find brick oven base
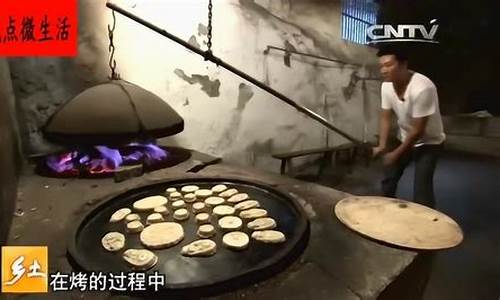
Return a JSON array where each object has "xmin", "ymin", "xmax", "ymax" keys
[{"xmin": 6, "ymin": 149, "xmax": 425, "ymax": 300}]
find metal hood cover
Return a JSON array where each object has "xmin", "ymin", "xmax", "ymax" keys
[{"xmin": 44, "ymin": 80, "xmax": 184, "ymax": 145}]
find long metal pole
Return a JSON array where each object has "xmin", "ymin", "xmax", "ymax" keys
[
  {"xmin": 105, "ymin": 1, "xmax": 363, "ymax": 145},
  {"xmin": 264, "ymin": 45, "xmax": 361, "ymax": 67}
]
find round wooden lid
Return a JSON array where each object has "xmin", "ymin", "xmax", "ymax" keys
[{"xmin": 334, "ymin": 196, "xmax": 463, "ymax": 250}]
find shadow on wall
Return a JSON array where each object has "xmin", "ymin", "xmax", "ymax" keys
[
  {"xmin": 217, "ymin": 81, "xmax": 311, "ymax": 169},
  {"xmin": 174, "ymin": 69, "xmax": 221, "ymax": 98},
  {"xmin": 245, "ymin": 130, "xmax": 306, "ymax": 168},
  {"xmin": 246, "ymin": 138, "xmax": 275, "ymax": 167},
  {"xmin": 217, "ymin": 83, "xmax": 255, "ymax": 150}
]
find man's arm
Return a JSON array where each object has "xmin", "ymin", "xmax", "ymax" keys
[
  {"xmin": 372, "ymin": 109, "xmax": 392, "ymax": 157},
  {"xmin": 390, "ymin": 116, "xmax": 428, "ymax": 159},
  {"xmin": 378, "ymin": 109, "xmax": 392, "ymax": 149},
  {"xmin": 375, "ymin": 84, "xmax": 392, "ymax": 155}
]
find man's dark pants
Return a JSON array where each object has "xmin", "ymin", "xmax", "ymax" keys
[{"xmin": 382, "ymin": 143, "xmax": 443, "ymax": 207}]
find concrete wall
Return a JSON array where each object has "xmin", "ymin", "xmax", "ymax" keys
[
  {"xmin": 442, "ymin": 116, "xmax": 500, "ymax": 158},
  {"xmin": 9, "ymin": 0, "xmax": 381, "ymax": 172},
  {"xmin": 0, "ymin": 59, "xmax": 21, "ymax": 245},
  {"xmin": 443, "ymin": 116, "xmax": 500, "ymax": 138}
]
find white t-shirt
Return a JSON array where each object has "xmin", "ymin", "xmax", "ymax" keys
[{"xmin": 381, "ymin": 72, "xmax": 446, "ymax": 146}]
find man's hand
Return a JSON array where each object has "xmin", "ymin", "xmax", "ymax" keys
[
  {"xmin": 372, "ymin": 146, "xmax": 386, "ymax": 158},
  {"xmin": 382, "ymin": 116, "xmax": 428, "ymax": 166},
  {"xmin": 383, "ymin": 151, "xmax": 399, "ymax": 166}
]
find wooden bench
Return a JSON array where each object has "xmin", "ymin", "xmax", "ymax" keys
[{"xmin": 272, "ymin": 143, "xmax": 358, "ymax": 175}]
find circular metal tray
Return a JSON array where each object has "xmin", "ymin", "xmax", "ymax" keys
[{"xmin": 67, "ymin": 177, "xmax": 310, "ymax": 295}]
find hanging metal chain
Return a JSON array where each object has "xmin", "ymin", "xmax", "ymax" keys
[
  {"xmin": 108, "ymin": 10, "xmax": 120, "ymax": 80},
  {"xmin": 206, "ymin": 0, "xmax": 213, "ymax": 54}
]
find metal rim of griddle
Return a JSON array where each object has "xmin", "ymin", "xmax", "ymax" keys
[
  {"xmin": 67, "ymin": 177, "xmax": 310, "ymax": 296},
  {"xmin": 35, "ymin": 146, "xmax": 192, "ymax": 178}
]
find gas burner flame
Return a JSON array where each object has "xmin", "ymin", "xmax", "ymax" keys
[
  {"xmin": 45, "ymin": 142, "xmax": 169, "ymax": 175},
  {"xmin": 46, "ymin": 152, "xmax": 77, "ymax": 173}
]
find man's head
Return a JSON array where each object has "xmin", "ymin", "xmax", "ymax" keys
[{"xmin": 377, "ymin": 46, "xmax": 409, "ymax": 82}]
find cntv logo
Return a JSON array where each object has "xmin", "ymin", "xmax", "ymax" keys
[{"xmin": 367, "ymin": 19, "xmax": 439, "ymax": 44}]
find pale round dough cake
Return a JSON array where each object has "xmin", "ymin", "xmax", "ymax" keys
[
  {"xmin": 123, "ymin": 249, "xmax": 158, "ymax": 270},
  {"xmin": 240, "ymin": 208, "xmax": 268, "ymax": 219},
  {"xmin": 227, "ymin": 193, "xmax": 249, "ymax": 204},
  {"xmin": 147, "ymin": 213, "xmax": 164, "ymax": 224},
  {"xmin": 140, "ymin": 222, "xmax": 184, "ymax": 249},
  {"xmin": 211, "ymin": 184, "xmax": 228, "ymax": 193},
  {"xmin": 195, "ymin": 213, "xmax": 210, "ymax": 224},
  {"xmin": 153, "ymin": 206, "xmax": 169, "ymax": 215},
  {"xmin": 213, "ymin": 205, "xmax": 236, "ymax": 217},
  {"xmin": 234, "ymin": 200, "xmax": 260, "ymax": 211},
  {"xmin": 126, "ymin": 220, "xmax": 144, "ymax": 233},
  {"xmin": 192, "ymin": 202, "xmax": 207, "ymax": 213},
  {"xmin": 174, "ymin": 208, "xmax": 189, "ymax": 221},
  {"xmin": 219, "ymin": 188, "xmax": 238, "ymax": 198},
  {"xmin": 181, "ymin": 239, "xmax": 217, "ymax": 257},
  {"xmin": 222, "ymin": 231, "xmax": 249, "ymax": 250},
  {"xmin": 197, "ymin": 224, "xmax": 216, "ymax": 238},
  {"xmin": 183, "ymin": 193, "xmax": 197, "ymax": 203},
  {"xmin": 218, "ymin": 216, "xmax": 243, "ymax": 231},
  {"xmin": 247, "ymin": 217, "xmax": 277, "ymax": 230},
  {"xmin": 195, "ymin": 189, "xmax": 213, "ymax": 199},
  {"xmin": 172, "ymin": 200, "xmax": 186, "ymax": 209},
  {"xmin": 101, "ymin": 232, "xmax": 125, "ymax": 252},
  {"xmin": 125, "ymin": 213, "xmax": 141, "ymax": 223},
  {"xmin": 251, "ymin": 230, "xmax": 286, "ymax": 243},
  {"xmin": 181, "ymin": 185, "xmax": 200, "ymax": 193},
  {"xmin": 109, "ymin": 208, "xmax": 131, "ymax": 223},
  {"xmin": 133, "ymin": 196, "xmax": 168, "ymax": 212},
  {"xmin": 165, "ymin": 187, "xmax": 177, "ymax": 194},
  {"xmin": 205, "ymin": 196, "xmax": 225, "ymax": 207},
  {"xmin": 169, "ymin": 191, "xmax": 182, "ymax": 200}
]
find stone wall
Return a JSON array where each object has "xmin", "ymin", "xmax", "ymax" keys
[{"xmin": 0, "ymin": 59, "xmax": 21, "ymax": 244}]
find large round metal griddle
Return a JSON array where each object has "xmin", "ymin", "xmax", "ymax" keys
[
  {"xmin": 334, "ymin": 196, "xmax": 463, "ymax": 250},
  {"xmin": 68, "ymin": 178, "xmax": 309, "ymax": 295}
]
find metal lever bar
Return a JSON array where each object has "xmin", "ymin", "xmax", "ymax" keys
[
  {"xmin": 106, "ymin": 1, "xmax": 364, "ymax": 145},
  {"xmin": 264, "ymin": 45, "xmax": 361, "ymax": 67}
]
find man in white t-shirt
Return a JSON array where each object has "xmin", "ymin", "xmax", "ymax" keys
[{"xmin": 372, "ymin": 46, "xmax": 445, "ymax": 207}]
